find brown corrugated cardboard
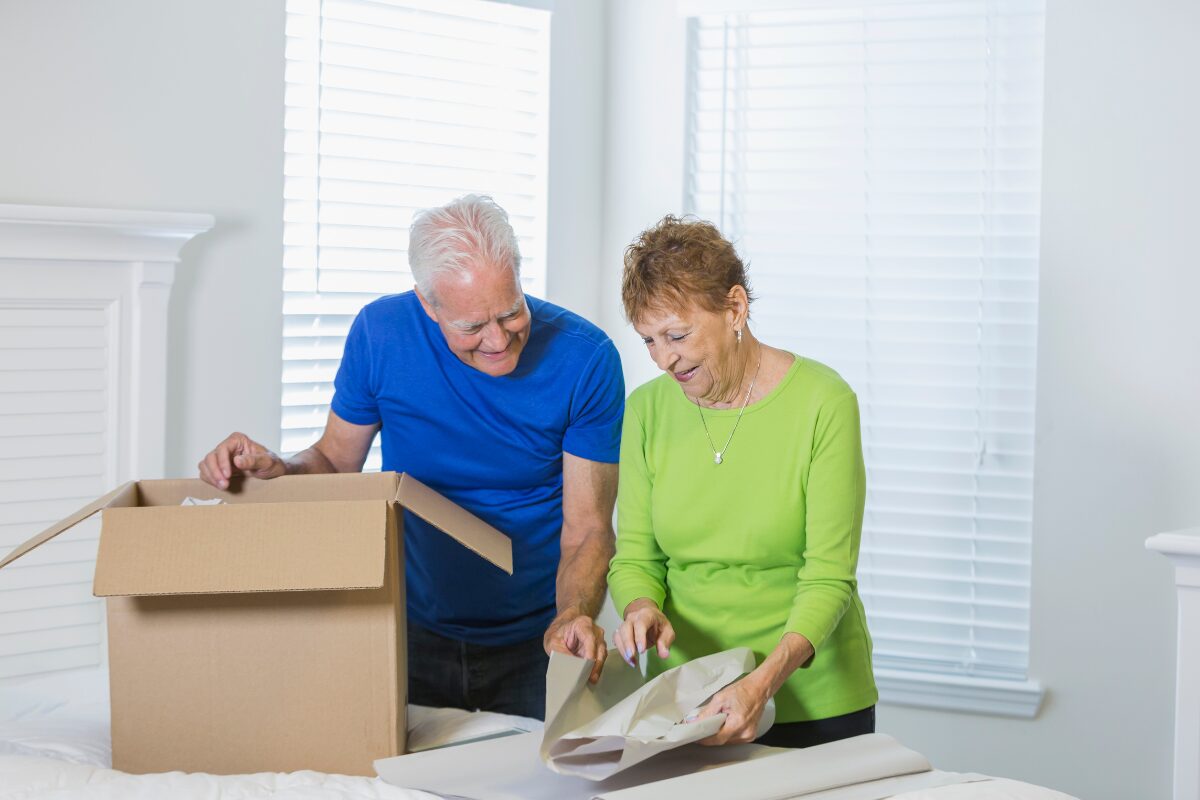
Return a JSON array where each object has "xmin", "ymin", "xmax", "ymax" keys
[
  {"xmin": 94, "ymin": 501, "xmax": 389, "ymax": 596},
  {"xmin": 0, "ymin": 472, "xmax": 512, "ymax": 776}
]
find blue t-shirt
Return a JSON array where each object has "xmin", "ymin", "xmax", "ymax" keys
[{"xmin": 331, "ymin": 291, "xmax": 624, "ymax": 645}]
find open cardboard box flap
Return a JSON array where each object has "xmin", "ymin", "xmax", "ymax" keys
[
  {"xmin": 0, "ymin": 472, "xmax": 513, "ymax": 593},
  {"xmin": 395, "ymin": 473, "xmax": 513, "ymax": 575},
  {"xmin": 93, "ymin": 501, "xmax": 389, "ymax": 596},
  {"xmin": 0, "ymin": 479, "xmax": 138, "ymax": 570}
]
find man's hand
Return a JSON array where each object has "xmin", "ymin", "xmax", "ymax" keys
[
  {"xmin": 198, "ymin": 432, "xmax": 287, "ymax": 489},
  {"xmin": 198, "ymin": 415, "xmax": 379, "ymax": 489},
  {"xmin": 544, "ymin": 609, "xmax": 607, "ymax": 683},
  {"xmin": 614, "ymin": 597, "xmax": 675, "ymax": 668},
  {"xmin": 692, "ymin": 673, "xmax": 772, "ymax": 746}
]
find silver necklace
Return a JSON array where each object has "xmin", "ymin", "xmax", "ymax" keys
[{"xmin": 696, "ymin": 353, "xmax": 762, "ymax": 465}]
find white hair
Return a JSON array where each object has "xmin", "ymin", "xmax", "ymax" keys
[{"xmin": 408, "ymin": 194, "xmax": 522, "ymax": 303}]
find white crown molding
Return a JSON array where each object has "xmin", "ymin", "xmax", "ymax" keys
[{"xmin": 0, "ymin": 204, "xmax": 214, "ymax": 263}]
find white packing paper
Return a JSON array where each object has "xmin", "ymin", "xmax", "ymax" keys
[
  {"xmin": 374, "ymin": 732, "xmax": 946, "ymax": 800},
  {"xmin": 540, "ymin": 646, "xmax": 775, "ymax": 780}
]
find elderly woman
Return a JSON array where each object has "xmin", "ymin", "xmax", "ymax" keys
[{"xmin": 608, "ymin": 216, "xmax": 877, "ymax": 749}]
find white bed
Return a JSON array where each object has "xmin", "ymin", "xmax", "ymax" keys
[
  {"xmin": 0, "ymin": 669, "xmax": 1076, "ymax": 800},
  {"xmin": 0, "ymin": 667, "xmax": 539, "ymax": 800}
]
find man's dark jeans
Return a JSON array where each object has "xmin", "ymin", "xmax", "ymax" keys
[{"xmin": 407, "ymin": 623, "xmax": 550, "ymax": 720}]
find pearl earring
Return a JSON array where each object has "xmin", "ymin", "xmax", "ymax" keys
[{"xmin": 736, "ymin": 329, "xmax": 743, "ymax": 344}]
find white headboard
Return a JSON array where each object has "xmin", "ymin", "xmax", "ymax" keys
[
  {"xmin": 1147, "ymin": 527, "xmax": 1200, "ymax": 800},
  {"xmin": 0, "ymin": 205, "xmax": 213, "ymax": 681}
]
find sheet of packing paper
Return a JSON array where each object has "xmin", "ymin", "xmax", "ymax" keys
[
  {"xmin": 540, "ymin": 646, "xmax": 773, "ymax": 780},
  {"xmin": 799, "ymin": 771, "xmax": 993, "ymax": 800},
  {"xmin": 376, "ymin": 730, "xmax": 782, "ymax": 800},
  {"xmin": 374, "ymin": 732, "xmax": 937, "ymax": 800}
]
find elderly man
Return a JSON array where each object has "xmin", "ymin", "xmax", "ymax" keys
[{"xmin": 199, "ymin": 195, "xmax": 622, "ymax": 720}]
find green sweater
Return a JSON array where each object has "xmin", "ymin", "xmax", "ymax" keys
[{"xmin": 608, "ymin": 356, "xmax": 877, "ymax": 723}]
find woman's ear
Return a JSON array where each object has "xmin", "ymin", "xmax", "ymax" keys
[{"xmin": 726, "ymin": 285, "xmax": 750, "ymax": 332}]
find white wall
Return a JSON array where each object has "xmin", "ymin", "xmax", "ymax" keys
[
  {"xmin": 878, "ymin": 2, "xmax": 1200, "ymax": 798},
  {"xmin": 0, "ymin": 0, "xmax": 609, "ymax": 476},
  {"xmin": 4, "ymin": 1, "xmax": 1198, "ymax": 796},
  {"xmin": 599, "ymin": 1, "xmax": 1200, "ymax": 799},
  {"xmin": 545, "ymin": 0, "xmax": 607, "ymax": 323},
  {"xmin": 0, "ymin": 0, "xmax": 286, "ymax": 479},
  {"xmin": 598, "ymin": 0, "xmax": 686, "ymax": 388}
]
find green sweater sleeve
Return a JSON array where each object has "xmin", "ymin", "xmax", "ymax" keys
[
  {"xmin": 785, "ymin": 391, "xmax": 867, "ymax": 655},
  {"xmin": 607, "ymin": 405, "xmax": 668, "ymax": 614}
]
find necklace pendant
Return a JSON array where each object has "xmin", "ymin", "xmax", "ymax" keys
[{"xmin": 714, "ymin": 453, "xmax": 723, "ymax": 465}]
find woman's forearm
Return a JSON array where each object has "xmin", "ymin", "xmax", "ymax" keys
[{"xmin": 746, "ymin": 632, "xmax": 815, "ymax": 697}]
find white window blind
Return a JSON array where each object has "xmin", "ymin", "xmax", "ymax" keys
[
  {"xmin": 283, "ymin": 0, "xmax": 551, "ymax": 464},
  {"xmin": 685, "ymin": 0, "xmax": 1045, "ymax": 703}
]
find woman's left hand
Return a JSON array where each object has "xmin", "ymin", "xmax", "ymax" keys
[{"xmin": 691, "ymin": 674, "xmax": 772, "ymax": 746}]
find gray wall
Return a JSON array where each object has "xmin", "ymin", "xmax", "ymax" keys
[
  {"xmin": 0, "ymin": 0, "xmax": 286, "ymax": 479},
  {"xmin": 0, "ymin": 0, "xmax": 608, "ymax": 474},
  {"xmin": 3, "ymin": 1, "xmax": 1198, "ymax": 797},
  {"xmin": 598, "ymin": 1, "xmax": 1200, "ymax": 798},
  {"xmin": 877, "ymin": 2, "xmax": 1200, "ymax": 798}
]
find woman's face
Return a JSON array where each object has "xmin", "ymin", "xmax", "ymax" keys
[{"xmin": 633, "ymin": 302, "xmax": 738, "ymax": 404}]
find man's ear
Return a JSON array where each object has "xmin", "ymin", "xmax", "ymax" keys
[{"xmin": 414, "ymin": 286, "xmax": 439, "ymax": 322}]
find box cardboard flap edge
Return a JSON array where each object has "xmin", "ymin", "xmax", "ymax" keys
[
  {"xmin": 395, "ymin": 473, "xmax": 513, "ymax": 575},
  {"xmin": 0, "ymin": 480, "xmax": 138, "ymax": 570},
  {"xmin": 93, "ymin": 501, "xmax": 388, "ymax": 596},
  {"xmin": 1, "ymin": 472, "xmax": 512, "ymax": 588}
]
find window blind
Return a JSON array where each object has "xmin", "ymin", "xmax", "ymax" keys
[
  {"xmin": 283, "ymin": 0, "xmax": 551, "ymax": 464},
  {"xmin": 684, "ymin": 0, "xmax": 1045, "ymax": 684}
]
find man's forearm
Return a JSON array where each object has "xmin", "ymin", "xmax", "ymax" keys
[
  {"xmin": 555, "ymin": 526, "xmax": 615, "ymax": 620},
  {"xmin": 283, "ymin": 443, "xmax": 339, "ymax": 475}
]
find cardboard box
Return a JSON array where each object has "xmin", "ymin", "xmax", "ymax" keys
[{"xmin": 0, "ymin": 471, "xmax": 512, "ymax": 776}]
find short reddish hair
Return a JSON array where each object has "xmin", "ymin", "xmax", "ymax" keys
[{"xmin": 621, "ymin": 215, "xmax": 753, "ymax": 323}]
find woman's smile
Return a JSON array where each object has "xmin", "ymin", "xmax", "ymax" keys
[{"xmin": 674, "ymin": 365, "xmax": 700, "ymax": 382}]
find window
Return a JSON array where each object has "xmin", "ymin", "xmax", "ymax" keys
[
  {"xmin": 684, "ymin": 0, "xmax": 1045, "ymax": 714},
  {"xmin": 282, "ymin": 0, "xmax": 551, "ymax": 465}
]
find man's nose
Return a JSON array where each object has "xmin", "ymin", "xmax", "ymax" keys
[{"xmin": 480, "ymin": 320, "xmax": 509, "ymax": 350}]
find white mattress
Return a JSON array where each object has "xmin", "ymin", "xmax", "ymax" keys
[
  {"xmin": 0, "ymin": 667, "xmax": 539, "ymax": 799},
  {"xmin": 0, "ymin": 668, "xmax": 1077, "ymax": 800}
]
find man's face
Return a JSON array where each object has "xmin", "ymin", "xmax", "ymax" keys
[{"xmin": 416, "ymin": 261, "xmax": 531, "ymax": 377}]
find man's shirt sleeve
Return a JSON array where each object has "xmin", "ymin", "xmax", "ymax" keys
[
  {"xmin": 562, "ymin": 339, "xmax": 625, "ymax": 463},
  {"xmin": 330, "ymin": 309, "xmax": 382, "ymax": 426}
]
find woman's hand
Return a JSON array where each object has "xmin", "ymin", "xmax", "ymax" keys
[
  {"xmin": 692, "ymin": 632, "xmax": 814, "ymax": 745},
  {"xmin": 692, "ymin": 673, "xmax": 772, "ymax": 745},
  {"xmin": 614, "ymin": 598, "xmax": 675, "ymax": 667}
]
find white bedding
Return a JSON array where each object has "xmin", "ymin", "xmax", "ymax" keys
[
  {"xmin": 0, "ymin": 668, "xmax": 539, "ymax": 799},
  {"xmin": 0, "ymin": 669, "xmax": 1076, "ymax": 800}
]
